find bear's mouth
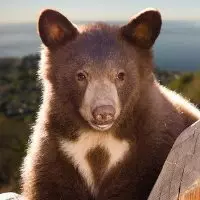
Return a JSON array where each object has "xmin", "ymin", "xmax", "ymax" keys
[{"xmin": 88, "ymin": 121, "xmax": 114, "ymax": 131}]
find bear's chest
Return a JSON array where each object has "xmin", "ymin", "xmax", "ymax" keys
[{"xmin": 59, "ymin": 131, "xmax": 130, "ymax": 195}]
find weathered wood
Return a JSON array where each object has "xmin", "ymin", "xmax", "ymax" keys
[
  {"xmin": 179, "ymin": 185, "xmax": 200, "ymax": 200},
  {"xmin": 148, "ymin": 120, "xmax": 200, "ymax": 200}
]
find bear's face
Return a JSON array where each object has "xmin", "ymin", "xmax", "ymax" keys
[{"xmin": 38, "ymin": 9, "xmax": 161, "ymax": 131}]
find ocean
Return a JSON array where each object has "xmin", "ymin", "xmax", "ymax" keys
[{"xmin": 0, "ymin": 21, "xmax": 200, "ymax": 71}]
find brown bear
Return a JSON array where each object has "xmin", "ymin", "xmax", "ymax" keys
[{"xmin": 21, "ymin": 8, "xmax": 200, "ymax": 200}]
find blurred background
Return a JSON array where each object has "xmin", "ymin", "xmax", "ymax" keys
[{"xmin": 0, "ymin": 0, "xmax": 200, "ymax": 193}]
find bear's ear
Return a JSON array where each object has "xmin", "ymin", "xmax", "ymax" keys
[
  {"xmin": 120, "ymin": 8, "xmax": 162, "ymax": 49},
  {"xmin": 38, "ymin": 9, "xmax": 79, "ymax": 48}
]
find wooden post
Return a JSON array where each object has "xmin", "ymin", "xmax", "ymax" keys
[
  {"xmin": 179, "ymin": 184, "xmax": 200, "ymax": 200},
  {"xmin": 148, "ymin": 120, "xmax": 200, "ymax": 200}
]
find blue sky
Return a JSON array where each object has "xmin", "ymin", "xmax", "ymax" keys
[{"xmin": 1, "ymin": 0, "xmax": 200, "ymax": 23}]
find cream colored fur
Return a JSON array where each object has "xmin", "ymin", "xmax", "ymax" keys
[{"xmin": 59, "ymin": 131, "xmax": 130, "ymax": 195}]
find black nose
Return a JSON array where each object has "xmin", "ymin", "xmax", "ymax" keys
[{"xmin": 92, "ymin": 105, "xmax": 115, "ymax": 125}]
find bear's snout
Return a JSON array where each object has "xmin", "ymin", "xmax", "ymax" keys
[
  {"xmin": 92, "ymin": 105, "xmax": 115, "ymax": 125},
  {"xmin": 79, "ymin": 79, "xmax": 121, "ymax": 131}
]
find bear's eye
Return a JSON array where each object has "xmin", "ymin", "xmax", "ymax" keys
[
  {"xmin": 76, "ymin": 71, "xmax": 87, "ymax": 82},
  {"xmin": 117, "ymin": 71, "xmax": 125, "ymax": 81}
]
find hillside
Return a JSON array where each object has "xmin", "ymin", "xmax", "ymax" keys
[
  {"xmin": 168, "ymin": 72, "xmax": 200, "ymax": 108},
  {"xmin": 0, "ymin": 54, "xmax": 41, "ymax": 118}
]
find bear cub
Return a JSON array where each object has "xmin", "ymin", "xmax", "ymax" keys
[{"xmin": 21, "ymin": 8, "xmax": 200, "ymax": 200}]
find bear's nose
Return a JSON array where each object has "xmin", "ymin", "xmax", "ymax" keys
[{"xmin": 92, "ymin": 105, "xmax": 115, "ymax": 125}]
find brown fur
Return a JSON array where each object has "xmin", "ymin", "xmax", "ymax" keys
[
  {"xmin": 86, "ymin": 146, "xmax": 110, "ymax": 185},
  {"xmin": 21, "ymin": 9, "xmax": 200, "ymax": 200}
]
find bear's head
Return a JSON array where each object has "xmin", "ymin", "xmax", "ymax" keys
[{"xmin": 38, "ymin": 8, "xmax": 161, "ymax": 132}]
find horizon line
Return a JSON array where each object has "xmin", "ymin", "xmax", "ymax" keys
[{"xmin": 1, "ymin": 18, "xmax": 200, "ymax": 25}]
